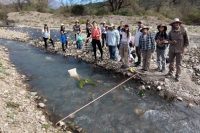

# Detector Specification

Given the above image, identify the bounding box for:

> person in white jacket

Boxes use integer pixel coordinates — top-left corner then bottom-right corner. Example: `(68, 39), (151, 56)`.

(106, 24), (120, 60)
(42, 24), (54, 49)
(120, 24), (131, 69)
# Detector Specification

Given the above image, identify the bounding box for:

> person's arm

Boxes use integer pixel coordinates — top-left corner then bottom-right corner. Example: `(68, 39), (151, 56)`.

(183, 31), (189, 47)
(116, 31), (120, 46)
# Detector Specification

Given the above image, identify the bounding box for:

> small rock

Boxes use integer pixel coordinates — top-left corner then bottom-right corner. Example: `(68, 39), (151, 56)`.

(139, 85), (145, 90)
(157, 86), (162, 91)
(187, 103), (194, 108)
(177, 97), (183, 101)
(66, 131), (72, 133)
(38, 103), (46, 108)
(58, 121), (65, 127)
(146, 86), (151, 90)
(30, 92), (37, 96)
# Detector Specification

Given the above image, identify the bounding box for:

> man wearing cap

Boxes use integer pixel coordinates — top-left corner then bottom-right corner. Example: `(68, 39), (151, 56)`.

(134, 21), (143, 67)
(106, 24), (120, 60)
(139, 26), (155, 71)
(166, 18), (189, 81)
(101, 21), (107, 48)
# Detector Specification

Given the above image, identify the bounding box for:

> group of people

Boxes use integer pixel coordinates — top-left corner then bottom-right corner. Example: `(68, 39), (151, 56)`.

(42, 17), (189, 82)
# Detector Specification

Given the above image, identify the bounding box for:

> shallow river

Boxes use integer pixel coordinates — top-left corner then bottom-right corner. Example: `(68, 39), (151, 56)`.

(1, 38), (200, 133)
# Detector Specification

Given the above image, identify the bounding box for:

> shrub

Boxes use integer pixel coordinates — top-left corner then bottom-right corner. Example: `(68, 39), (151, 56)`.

(95, 7), (110, 16)
(71, 5), (85, 15)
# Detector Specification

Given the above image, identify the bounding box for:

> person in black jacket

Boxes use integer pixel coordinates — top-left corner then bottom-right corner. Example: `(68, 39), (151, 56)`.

(155, 24), (169, 72)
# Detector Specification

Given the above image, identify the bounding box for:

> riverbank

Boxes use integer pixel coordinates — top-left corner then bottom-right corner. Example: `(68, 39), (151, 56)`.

(0, 26), (200, 106)
(0, 46), (67, 133)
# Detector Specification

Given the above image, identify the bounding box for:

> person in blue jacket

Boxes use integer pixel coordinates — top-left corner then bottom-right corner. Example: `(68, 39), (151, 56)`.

(60, 24), (68, 52)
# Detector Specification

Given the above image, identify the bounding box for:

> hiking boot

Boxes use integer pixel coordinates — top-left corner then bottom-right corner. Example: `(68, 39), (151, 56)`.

(165, 72), (173, 78)
(175, 76), (180, 82)
(134, 62), (141, 67)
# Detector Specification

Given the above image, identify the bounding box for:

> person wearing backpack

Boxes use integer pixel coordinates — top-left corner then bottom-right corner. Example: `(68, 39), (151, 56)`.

(155, 24), (169, 72)
(42, 24), (54, 49)
(91, 21), (103, 61)
(139, 26), (155, 71)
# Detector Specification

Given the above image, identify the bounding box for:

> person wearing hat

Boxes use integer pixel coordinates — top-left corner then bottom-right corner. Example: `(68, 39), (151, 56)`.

(106, 23), (120, 60)
(101, 21), (107, 48)
(134, 20), (144, 67)
(120, 24), (131, 69)
(166, 18), (189, 81)
(139, 26), (155, 71)
(155, 24), (169, 72)
(60, 24), (67, 51)
(42, 24), (54, 49)
(73, 20), (81, 42)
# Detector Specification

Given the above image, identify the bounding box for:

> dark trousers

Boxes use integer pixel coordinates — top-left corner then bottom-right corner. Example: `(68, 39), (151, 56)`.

(92, 39), (103, 60)
(62, 40), (68, 52)
(136, 46), (141, 64)
(43, 37), (54, 49)
(109, 46), (116, 60)
(87, 32), (91, 38)
(101, 33), (106, 47)
(76, 42), (82, 49)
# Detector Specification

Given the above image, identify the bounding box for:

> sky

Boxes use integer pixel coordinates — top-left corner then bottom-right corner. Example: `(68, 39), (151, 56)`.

(49, 0), (105, 8)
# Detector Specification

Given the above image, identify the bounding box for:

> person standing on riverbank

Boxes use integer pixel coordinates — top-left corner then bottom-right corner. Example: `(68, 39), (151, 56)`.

(120, 24), (131, 69)
(91, 21), (103, 61)
(42, 24), (54, 49)
(60, 24), (68, 52)
(73, 20), (81, 42)
(134, 21), (143, 67)
(117, 21), (124, 49)
(86, 19), (92, 38)
(155, 24), (169, 72)
(106, 24), (120, 60)
(139, 26), (155, 71)
(101, 21), (107, 48)
(166, 18), (189, 81)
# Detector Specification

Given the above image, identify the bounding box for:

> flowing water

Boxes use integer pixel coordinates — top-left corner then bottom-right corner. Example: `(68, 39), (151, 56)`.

(1, 32), (200, 132)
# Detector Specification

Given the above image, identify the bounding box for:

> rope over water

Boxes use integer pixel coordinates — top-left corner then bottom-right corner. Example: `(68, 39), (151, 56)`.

(56, 74), (137, 125)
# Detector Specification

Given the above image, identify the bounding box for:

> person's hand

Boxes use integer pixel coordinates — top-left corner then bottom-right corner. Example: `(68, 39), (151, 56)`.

(182, 47), (188, 53)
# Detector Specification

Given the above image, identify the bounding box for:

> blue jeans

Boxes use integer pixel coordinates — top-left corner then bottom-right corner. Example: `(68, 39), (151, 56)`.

(157, 48), (166, 70)
(109, 46), (116, 60)
(76, 42), (82, 49)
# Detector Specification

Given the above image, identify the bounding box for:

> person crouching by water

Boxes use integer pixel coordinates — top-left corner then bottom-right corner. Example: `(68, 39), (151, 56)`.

(166, 18), (189, 82)
(120, 24), (131, 69)
(139, 26), (155, 71)
(90, 21), (103, 61)
(106, 24), (120, 60)
(42, 24), (54, 49)
(155, 24), (168, 72)
(60, 24), (68, 52)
